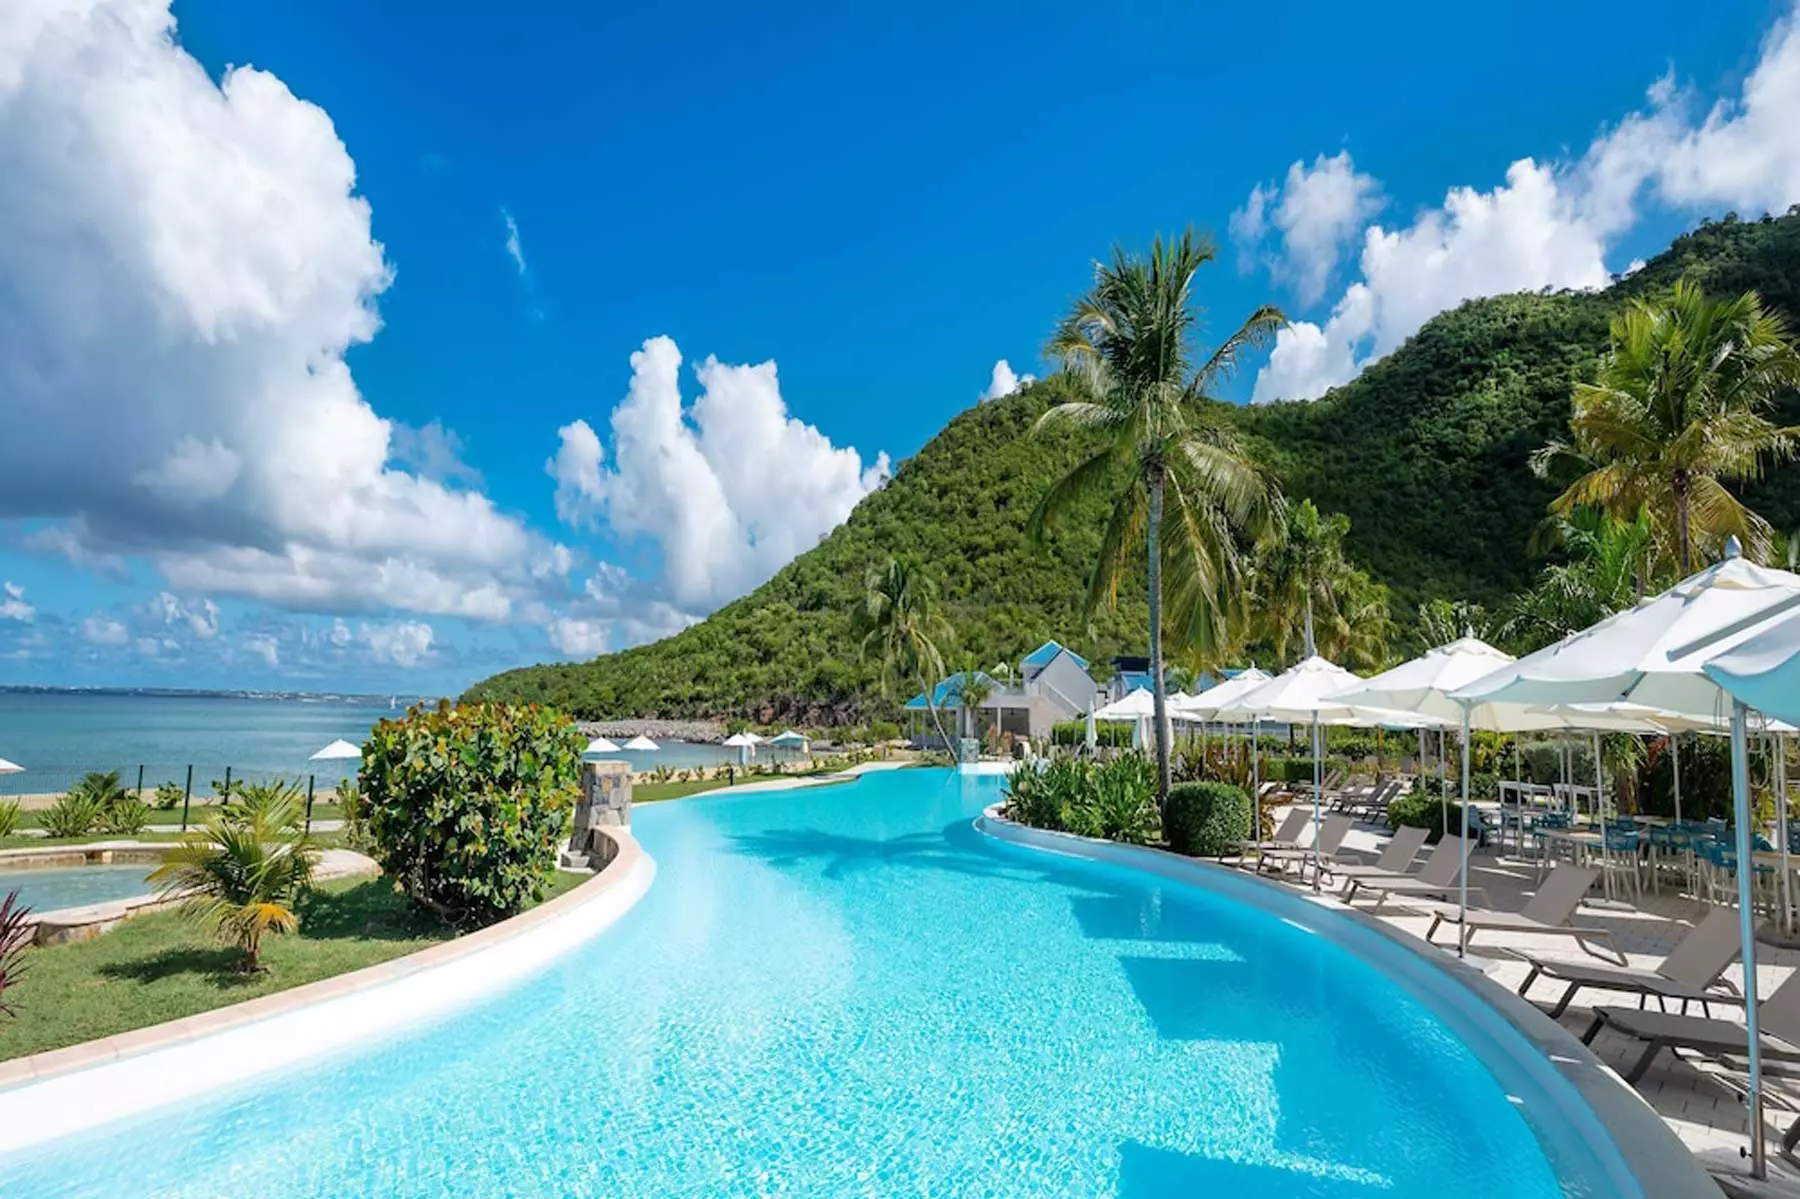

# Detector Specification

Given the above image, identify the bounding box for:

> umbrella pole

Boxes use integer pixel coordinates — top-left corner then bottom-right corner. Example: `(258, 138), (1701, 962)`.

(1593, 731), (1611, 902)
(1780, 734), (1792, 936)
(1252, 718), (1261, 841)
(1459, 703), (1471, 959)
(1731, 701), (1767, 1179)
(1672, 733), (1682, 825)
(1311, 720), (1323, 894)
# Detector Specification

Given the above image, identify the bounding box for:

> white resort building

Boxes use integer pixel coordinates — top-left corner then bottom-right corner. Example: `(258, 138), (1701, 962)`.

(904, 640), (1101, 748)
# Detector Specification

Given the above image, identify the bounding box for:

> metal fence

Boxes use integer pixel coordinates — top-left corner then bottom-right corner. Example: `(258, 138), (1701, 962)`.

(0, 763), (357, 831)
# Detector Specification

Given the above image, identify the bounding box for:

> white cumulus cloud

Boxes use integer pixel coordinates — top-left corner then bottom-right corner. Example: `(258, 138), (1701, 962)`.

(550, 336), (889, 613)
(242, 632), (281, 669)
(0, 581), (33, 622)
(82, 615), (127, 645)
(501, 207), (527, 275)
(1231, 151), (1384, 306)
(1248, 3), (1800, 404)
(361, 620), (434, 668)
(980, 359), (1034, 402)
(148, 592), (219, 639)
(0, 0), (566, 621)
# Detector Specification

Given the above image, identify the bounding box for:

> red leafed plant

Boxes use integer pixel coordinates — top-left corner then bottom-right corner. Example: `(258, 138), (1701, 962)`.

(0, 891), (30, 1018)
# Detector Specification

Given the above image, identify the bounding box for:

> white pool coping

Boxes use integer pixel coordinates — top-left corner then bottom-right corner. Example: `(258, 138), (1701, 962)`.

(974, 805), (1718, 1199)
(0, 827), (654, 1154)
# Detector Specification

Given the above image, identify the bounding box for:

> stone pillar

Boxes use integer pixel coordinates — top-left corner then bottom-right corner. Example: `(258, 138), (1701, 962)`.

(564, 760), (631, 870)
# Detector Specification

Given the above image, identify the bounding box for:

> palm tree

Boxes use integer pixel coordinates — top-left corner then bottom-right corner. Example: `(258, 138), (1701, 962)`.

(1030, 230), (1283, 806)
(1416, 598), (1493, 649)
(1498, 507), (1657, 652)
(1534, 281), (1800, 572)
(151, 806), (317, 973)
(1253, 499), (1350, 664)
(858, 559), (955, 753)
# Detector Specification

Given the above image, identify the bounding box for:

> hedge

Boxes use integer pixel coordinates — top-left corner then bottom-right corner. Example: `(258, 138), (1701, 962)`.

(1164, 782), (1253, 857)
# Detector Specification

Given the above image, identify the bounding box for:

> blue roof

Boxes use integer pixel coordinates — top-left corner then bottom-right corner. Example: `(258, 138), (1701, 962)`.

(1115, 670), (1154, 693)
(904, 671), (1000, 710)
(1021, 639), (1089, 671)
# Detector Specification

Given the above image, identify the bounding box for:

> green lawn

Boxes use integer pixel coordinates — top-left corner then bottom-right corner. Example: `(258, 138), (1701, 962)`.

(8, 801), (346, 830)
(0, 870), (587, 1061)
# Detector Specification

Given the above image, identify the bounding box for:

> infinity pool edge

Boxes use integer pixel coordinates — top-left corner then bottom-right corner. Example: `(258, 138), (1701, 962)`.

(974, 804), (1717, 1199)
(0, 826), (655, 1153)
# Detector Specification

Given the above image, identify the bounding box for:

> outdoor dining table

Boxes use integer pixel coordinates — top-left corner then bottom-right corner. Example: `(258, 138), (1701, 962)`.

(1534, 828), (1628, 901)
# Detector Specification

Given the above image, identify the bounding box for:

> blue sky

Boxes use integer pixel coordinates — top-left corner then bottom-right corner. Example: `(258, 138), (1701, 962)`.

(1, 0), (1797, 694)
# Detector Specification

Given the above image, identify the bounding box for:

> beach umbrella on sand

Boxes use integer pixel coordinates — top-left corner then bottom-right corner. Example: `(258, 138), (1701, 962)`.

(624, 734), (659, 752)
(583, 736), (622, 755)
(722, 731), (758, 765)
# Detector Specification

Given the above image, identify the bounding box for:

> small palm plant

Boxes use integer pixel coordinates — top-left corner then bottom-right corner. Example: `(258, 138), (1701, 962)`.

(150, 806), (317, 973)
(0, 891), (29, 1018)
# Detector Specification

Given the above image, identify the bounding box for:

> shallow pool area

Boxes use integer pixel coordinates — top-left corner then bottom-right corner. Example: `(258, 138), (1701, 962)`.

(0, 769), (1638, 1197)
(0, 864), (155, 914)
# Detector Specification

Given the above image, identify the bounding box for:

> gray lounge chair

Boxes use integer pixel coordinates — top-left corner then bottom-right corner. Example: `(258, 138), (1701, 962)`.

(1516, 904), (1743, 1017)
(1324, 824), (1430, 888)
(1420, 865), (1623, 964)
(1582, 967), (1800, 1083)
(1342, 836), (1484, 912)
(1237, 808), (1311, 860)
(1258, 813), (1352, 878)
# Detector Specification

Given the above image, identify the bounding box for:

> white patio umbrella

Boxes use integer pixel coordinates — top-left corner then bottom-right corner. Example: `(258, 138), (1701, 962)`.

(309, 739), (362, 762)
(0, 758), (21, 774)
(583, 736), (621, 755)
(623, 734), (659, 752)
(1214, 653), (1370, 891)
(1704, 604), (1800, 729)
(722, 731), (758, 765)
(1172, 668), (1274, 807)
(770, 729), (809, 751)
(1094, 687), (1158, 751)
(1451, 542), (1800, 1178)
(1084, 708), (1097, 750)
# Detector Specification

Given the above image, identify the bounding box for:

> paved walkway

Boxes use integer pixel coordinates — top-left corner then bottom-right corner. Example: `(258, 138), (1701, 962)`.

(1257, 804), (1800, 1194)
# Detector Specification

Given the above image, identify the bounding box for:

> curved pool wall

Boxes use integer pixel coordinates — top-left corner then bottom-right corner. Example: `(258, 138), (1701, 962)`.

(0, 769), (1708, 1197)
(976, 806), (1715, 1198)
(0, 827), (653, 1152)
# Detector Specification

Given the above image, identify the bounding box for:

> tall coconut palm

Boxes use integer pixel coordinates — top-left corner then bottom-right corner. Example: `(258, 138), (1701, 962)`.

(858, 559), (955, 753)
(1534, 281), (1800, 571)
(1030, 229), (1284, 805)
(1253, 499), (1351, 665)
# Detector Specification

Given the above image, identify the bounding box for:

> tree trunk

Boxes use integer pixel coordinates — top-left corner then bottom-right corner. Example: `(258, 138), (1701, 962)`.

(1674, 471), (1692, 574)
(1147, 472), (1172, 811)
(922, 678), (953, 758)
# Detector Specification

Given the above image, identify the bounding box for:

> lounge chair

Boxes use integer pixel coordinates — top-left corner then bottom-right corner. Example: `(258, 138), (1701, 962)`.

(1237, 808), (1311, 859)
(1581, 967), (1800, 1084)
(1419, 865), (1623, 964)
(1516, 905), (1743, 1017)
(1347, 779), (1404, 824)
(1342, 836), (1484, 912)
(1257, 813), (1352, 878)
(1323, 824), (1430, 888)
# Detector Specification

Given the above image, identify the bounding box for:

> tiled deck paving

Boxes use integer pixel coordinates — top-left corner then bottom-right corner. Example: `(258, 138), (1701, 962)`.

(1257, 805), (1800, 1195)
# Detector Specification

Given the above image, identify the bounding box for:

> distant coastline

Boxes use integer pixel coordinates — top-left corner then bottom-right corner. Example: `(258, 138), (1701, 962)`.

(0, 685), (444, 706)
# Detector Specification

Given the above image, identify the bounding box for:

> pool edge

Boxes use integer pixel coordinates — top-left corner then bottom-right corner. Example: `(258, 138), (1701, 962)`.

(0, 826), (655, 1154)
(973, 806), (1717, 1199)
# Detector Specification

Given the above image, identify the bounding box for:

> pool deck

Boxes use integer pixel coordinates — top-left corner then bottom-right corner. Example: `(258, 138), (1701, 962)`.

(1252, 805), (1800, 1195)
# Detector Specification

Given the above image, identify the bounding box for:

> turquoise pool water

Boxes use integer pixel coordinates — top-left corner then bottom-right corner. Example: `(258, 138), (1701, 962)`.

(1, 769), (1620, 1197)
(0, 864), (153, 913)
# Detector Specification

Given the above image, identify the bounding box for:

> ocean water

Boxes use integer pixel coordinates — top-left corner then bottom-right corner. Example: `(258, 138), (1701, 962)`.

(0, 769), (1612, 1198)
(0, 692), (731, 796)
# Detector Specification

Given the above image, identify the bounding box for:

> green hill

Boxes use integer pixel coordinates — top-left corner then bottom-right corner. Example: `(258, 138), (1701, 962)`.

(468, 211), (1800, 722)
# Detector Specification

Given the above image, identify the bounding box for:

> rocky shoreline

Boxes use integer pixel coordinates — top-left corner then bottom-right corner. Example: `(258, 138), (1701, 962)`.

(575, 719), (725, 744)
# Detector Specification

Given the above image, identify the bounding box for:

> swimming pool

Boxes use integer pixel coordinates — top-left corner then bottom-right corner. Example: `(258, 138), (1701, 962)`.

(1, 769), (1636, 1196)
(0, 864), (154, 914)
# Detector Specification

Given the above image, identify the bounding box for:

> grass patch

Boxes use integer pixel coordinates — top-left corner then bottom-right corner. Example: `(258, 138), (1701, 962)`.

(0, 869), (591, 1061)
(10, 801), (346, 830)
(1, 830), (351, 851)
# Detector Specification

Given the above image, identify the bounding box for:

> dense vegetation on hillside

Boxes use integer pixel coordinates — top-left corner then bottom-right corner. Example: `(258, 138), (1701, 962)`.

(470, 211), (1800, 722)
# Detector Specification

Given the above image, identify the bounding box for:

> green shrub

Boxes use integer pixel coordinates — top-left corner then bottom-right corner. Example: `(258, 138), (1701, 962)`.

(1078, 753), (1159, 844)
(39, 790), (103, 838)
(0, 800), (18, 839)
(228, 779), (305, 832)
(359, 701), (584, 928)
(1051, 721), (1132, 748)
(1005, 757), (1087, 831)
(868, 720), (901, 742)
(1387, 786), (1482, 844)
(1164, 782), (1252, 857)
(152, 781), (185, 811)
(100, 797), (150, 836)
(1266, 757), (1351, 784)
(336, 783), (374, 853)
